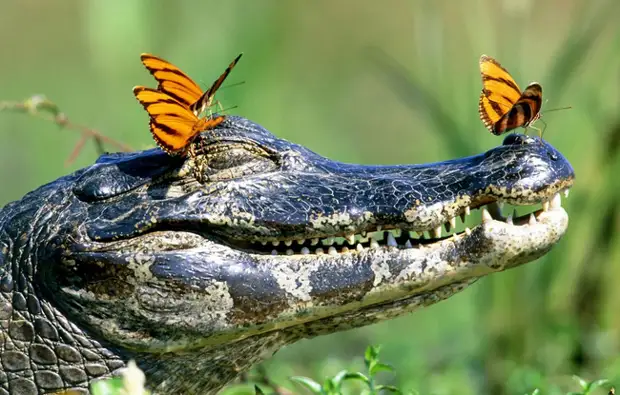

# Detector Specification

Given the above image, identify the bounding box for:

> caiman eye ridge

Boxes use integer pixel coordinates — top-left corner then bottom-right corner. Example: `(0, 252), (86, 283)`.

(246, 190), (570, 256)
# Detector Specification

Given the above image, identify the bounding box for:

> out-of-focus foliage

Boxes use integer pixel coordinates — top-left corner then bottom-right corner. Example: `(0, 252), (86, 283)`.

(1, 1), (619, 394)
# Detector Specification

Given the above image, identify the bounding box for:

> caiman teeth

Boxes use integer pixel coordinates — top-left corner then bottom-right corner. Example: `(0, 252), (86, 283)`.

(251, 189), (570, 255)
(481, 206), (493, 222)
(386, 232), (398, 247)
(550, 192), (562, 209)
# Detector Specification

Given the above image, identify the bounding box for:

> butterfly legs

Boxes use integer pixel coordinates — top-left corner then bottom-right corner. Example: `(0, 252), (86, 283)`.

(526, 118), (547, 145)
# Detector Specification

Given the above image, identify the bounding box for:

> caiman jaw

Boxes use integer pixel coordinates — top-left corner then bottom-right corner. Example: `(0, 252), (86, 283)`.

(237, 190), (570, 256)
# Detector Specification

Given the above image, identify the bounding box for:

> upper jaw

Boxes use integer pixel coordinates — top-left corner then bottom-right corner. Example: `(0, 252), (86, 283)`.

(205, 134), (574, 254)
(244, 189), (570, 260)
(80, 131), (574, 259)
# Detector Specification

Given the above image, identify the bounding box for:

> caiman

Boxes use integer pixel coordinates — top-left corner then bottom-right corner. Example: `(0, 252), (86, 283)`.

(0, 116), (574, 394)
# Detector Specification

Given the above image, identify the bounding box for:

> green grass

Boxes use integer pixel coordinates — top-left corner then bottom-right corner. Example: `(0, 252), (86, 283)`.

(90, 347), (616, 394)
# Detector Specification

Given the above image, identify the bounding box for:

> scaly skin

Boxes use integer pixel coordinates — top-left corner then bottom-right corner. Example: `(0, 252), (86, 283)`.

(0, 116), (574, 394)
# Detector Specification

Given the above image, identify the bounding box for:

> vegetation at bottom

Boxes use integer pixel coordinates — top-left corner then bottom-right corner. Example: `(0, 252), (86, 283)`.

(83, 346), (617, 394)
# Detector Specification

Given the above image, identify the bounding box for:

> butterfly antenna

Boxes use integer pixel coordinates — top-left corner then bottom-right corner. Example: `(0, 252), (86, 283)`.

(223, 80), (246, 90)
(197, 80), (246, 94)
(544, 106), (573, 113)
(219, 104), (239, 114)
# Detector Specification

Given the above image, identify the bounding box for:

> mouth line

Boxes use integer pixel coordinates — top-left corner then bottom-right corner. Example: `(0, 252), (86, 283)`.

(238, 189), (570, 256)
(85, 189), (570, 256)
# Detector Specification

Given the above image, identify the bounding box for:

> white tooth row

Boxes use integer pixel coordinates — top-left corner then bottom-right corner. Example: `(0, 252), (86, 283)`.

(271, 236), (413, 256)
(487, 190), (566, 226)
(264, 189), (570, 256)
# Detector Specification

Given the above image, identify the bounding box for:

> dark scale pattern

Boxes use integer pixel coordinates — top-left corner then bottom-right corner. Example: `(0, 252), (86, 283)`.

(0, 117), (573, 393)
(0, 283), (124, 393)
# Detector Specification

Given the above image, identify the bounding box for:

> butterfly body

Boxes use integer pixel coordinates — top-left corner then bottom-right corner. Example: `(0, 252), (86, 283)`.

(133, 53), (242, 155)
(478, 55), (543, 136)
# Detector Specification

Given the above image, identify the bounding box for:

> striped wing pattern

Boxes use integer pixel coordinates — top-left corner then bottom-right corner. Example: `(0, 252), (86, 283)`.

(133, 87), (224, 154)
(478, 55), (543, 135)
(140, 54), (203, 109)
(134, 53), (243, 154)
(190, 53), (243, 115)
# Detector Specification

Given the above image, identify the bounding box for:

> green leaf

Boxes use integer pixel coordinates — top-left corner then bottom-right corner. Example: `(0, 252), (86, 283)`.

(90, 377), (126, 395)
(323, 378), (337, 392)
(290, 376), (324, 394)
(589, 379), (610, 389)
(369, 362), (394, 377)
(572, 375), (589, 390)
(375, 384), (403, 394)
(364, 345), (381, 368)
(331, 370), (351, 386)
(340, 372), (370, 384)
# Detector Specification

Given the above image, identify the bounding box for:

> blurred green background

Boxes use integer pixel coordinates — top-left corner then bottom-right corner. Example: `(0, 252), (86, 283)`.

(1, 0), (619, 394)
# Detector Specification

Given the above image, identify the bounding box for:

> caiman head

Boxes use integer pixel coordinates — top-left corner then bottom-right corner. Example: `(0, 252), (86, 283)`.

(31, 116), (573, 393)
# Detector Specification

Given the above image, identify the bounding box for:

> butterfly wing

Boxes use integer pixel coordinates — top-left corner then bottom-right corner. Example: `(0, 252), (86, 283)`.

(190, 53), (243, 115)
(491, 83), (543, 135)
(478, 55), (524, 133)
(140, 54), (203, 109)
(133, 86), (224, 154)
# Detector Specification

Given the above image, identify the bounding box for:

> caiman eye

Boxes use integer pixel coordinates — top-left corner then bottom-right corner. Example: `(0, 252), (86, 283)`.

(194, 141), (280, 181)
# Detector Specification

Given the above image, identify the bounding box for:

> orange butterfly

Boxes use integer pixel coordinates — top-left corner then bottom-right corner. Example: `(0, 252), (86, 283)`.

(478, 55), (542, 136)
(133, 53), (242, 154)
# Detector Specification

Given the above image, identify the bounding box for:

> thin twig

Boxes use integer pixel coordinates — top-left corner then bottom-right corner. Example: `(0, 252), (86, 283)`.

(0, 95), (133, 165)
